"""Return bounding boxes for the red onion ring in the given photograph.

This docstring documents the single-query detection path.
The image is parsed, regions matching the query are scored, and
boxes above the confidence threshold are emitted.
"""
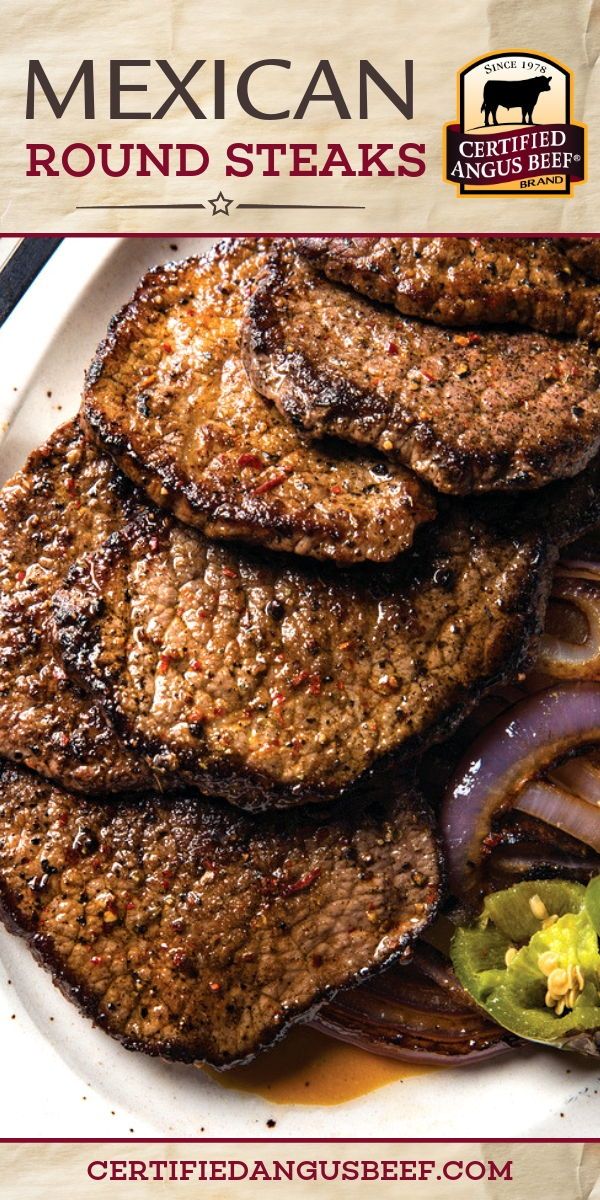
[537,577,600,678]
[311,946,517,1065]
[440,683,600,903]
[556,559,600,581]
[488,845,600,881]
[515,780,600,853]
[551,756,600,806]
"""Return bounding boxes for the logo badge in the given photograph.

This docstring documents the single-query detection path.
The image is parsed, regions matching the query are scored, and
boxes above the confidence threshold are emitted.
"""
[444,50,586,196]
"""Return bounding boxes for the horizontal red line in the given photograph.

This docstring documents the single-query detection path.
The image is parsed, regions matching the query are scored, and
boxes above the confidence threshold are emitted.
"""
[1,231,599,239]
[0,1137,598,1144]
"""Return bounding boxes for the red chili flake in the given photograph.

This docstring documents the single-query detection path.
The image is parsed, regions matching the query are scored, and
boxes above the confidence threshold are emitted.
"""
[65,476,76,494]
[337,681,346,692]
[285,867,321,895]
[330,484,342,496]
[271,690,286,708]
[90,955,104,965]
[482,831,504,852]
[308,674,322,696]
[198,609,209,619]
[161,868,174,892]
[15,570,25,582]
[421,369,437,383]
[387,341,399,355]
[188,708,208,724]
[189,658,203,671]
[208,980,221,992]
[466,332,481,345]
[171,949,187,968]
[58,732,69,747]
[157,655,171,675]
[214,702,225,717]
[162,342,173,352]
[126,901,136,911]
[237,453,264,471]
[58,811,69,826]
[253,472,288,496]
[222,567,237,579]
[290,670,309,688]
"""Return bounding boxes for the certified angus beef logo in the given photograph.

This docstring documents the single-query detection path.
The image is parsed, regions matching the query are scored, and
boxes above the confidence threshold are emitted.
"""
[444,50,586,196]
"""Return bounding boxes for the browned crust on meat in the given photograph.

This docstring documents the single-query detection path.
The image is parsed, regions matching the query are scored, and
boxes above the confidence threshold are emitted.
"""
[52,504,555,810]
[561,238,600,281]
[242,248,600,494]
[295,236,600,341]
[83,238,435,564]
[0,760,442,1067]
[0,419,153,793]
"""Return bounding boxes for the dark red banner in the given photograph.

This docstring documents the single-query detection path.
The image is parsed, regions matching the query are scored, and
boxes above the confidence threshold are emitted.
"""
[445,122,585,186]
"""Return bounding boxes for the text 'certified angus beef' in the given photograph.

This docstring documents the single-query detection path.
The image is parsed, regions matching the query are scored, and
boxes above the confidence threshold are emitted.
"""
[295,237,600,341]
[0,761,441,1067]
[242,248,600,494]
[52,504,554,810]
[0,419,152,793]
[82,238,435,565]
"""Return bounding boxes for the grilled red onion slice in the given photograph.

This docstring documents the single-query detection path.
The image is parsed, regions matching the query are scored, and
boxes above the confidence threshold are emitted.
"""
[552,756,600,805]
[489,845,600,883]
[556,559,600,581]
[441,683,600,903]
[311,945,516,1065]
[556,530,600,580]
[537,577,600,678]
[515,781,600,853]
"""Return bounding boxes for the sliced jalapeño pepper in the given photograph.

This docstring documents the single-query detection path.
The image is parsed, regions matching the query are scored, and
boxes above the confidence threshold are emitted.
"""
[450,878,600,1053]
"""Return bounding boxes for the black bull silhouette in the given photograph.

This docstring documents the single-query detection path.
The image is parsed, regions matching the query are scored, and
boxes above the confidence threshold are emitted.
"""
[481,74,552,127]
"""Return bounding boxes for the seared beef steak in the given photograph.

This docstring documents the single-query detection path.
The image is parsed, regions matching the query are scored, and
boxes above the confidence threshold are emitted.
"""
[0,761,441,1067]
[0,420,151,793]
[243,250,600,494]
[562,238,600,281]
[83,238,434,564]
[295,237,600,341]
[489,446,600,551]
[53,505,553,810]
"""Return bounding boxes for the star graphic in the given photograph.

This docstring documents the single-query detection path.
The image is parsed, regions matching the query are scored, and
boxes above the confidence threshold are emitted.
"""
[208,191,233,215]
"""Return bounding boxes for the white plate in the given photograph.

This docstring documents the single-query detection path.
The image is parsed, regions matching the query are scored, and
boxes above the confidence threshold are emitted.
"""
[0,237,599,1137]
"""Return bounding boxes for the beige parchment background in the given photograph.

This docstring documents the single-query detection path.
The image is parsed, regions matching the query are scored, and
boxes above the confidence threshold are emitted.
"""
[0,0,598,232]
[2,1141,600,1199]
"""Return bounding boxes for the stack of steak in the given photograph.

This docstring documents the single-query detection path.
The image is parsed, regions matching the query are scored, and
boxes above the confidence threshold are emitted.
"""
[0,236,598,1069]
